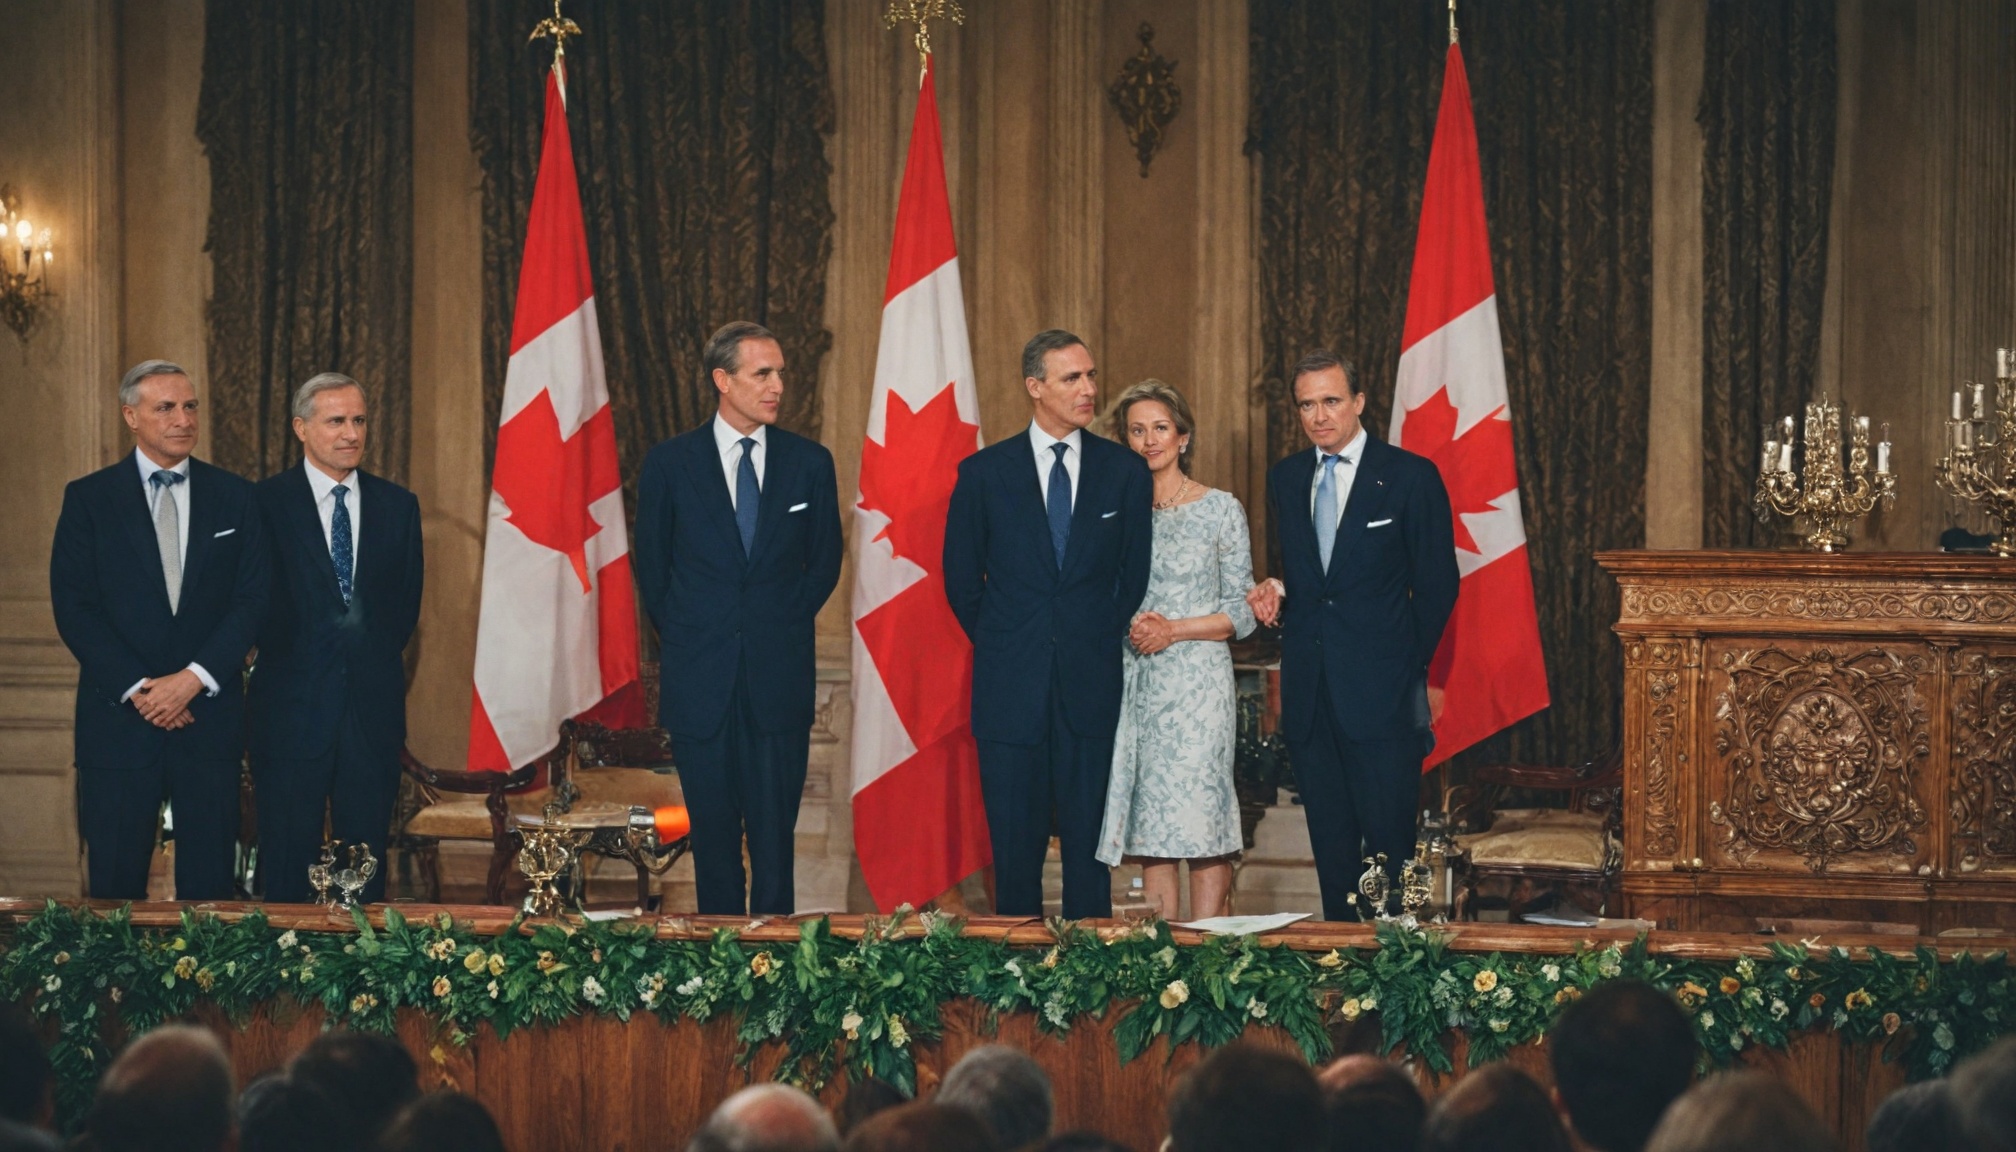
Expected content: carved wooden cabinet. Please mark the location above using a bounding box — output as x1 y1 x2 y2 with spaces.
1596 551 2016 933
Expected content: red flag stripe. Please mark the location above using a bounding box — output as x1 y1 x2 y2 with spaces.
1400 47 1496 353
882 60 959 305
509 70 595 355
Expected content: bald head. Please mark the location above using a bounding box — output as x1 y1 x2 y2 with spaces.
690 1084 840 1152
88 1025 236 1152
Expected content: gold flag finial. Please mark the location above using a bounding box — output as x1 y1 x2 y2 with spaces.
1448 0 1459 45
530 0 581 59
884 0 966 87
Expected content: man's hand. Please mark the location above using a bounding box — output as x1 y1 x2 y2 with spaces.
1246 578 1285 628
134 670 203 726
1130 611 1176 656
1427 686 1446 725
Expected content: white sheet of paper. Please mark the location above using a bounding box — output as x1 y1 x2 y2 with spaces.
1173 912 1313 935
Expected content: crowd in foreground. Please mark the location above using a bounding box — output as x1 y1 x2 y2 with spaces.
3 980 2014 1152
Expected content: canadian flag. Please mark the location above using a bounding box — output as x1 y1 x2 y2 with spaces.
1389 43 1549 767
849 60 992 911
468 61 642 772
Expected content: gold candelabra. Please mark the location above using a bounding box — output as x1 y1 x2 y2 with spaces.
1753 397 1895 552
1937 349 2016 557
0 187 54 342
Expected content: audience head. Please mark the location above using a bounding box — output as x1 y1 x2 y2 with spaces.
1950 1035 2016 1152
84 1024 236 1152
118 359 199 468
1287 351 1365 455
1419 1063 1570 1152
1021 329 1098 435
290 372 369 478
1107 380 1196 476
288 1030 419 1140
842 1103 999 1152
1166 1045 1323 1152
1548 980 1697 1152
1317 1055 1424 1152
1643 1071 1836 1152
937 1045 1054 1150
1864 1079 1955 1152
704 320 785 431
837 1079 907 1137
1037 1135 1134 1152
375 1091 509 1152
0 1005 53 1130
690 1084 840 1152
238 1073 357 1152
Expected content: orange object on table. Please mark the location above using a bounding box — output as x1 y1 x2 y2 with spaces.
653 805 691 843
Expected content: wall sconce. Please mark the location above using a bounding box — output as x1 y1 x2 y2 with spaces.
0 186 55 341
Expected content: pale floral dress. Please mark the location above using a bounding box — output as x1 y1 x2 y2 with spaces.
1097 488 1257 865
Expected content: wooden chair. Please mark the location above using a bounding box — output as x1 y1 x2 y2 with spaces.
1446 745 1623 922
390 747 549 905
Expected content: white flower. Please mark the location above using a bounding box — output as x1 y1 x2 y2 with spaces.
343 943 356 955
276 931 298 950
1160 980 1190 1010
42 975 60 993
842 1010 864 1039
1004 959 1023 979
1541 963 1561 983
676 975 705 997
582 977 605 1004
1361 995 1378 1011
1770 998 1789 1020
1043 993 1070 1028
1494 986 1514 1006
888 1017 910 1049
1155 947 1177 968
1700 1011 1716 1029
1736 957 1757 982
1599 957 1622 979
1249 1000 1269 1020
1489 1018 1508 1033
487 979 500 1000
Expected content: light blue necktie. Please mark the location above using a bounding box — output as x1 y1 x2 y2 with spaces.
331 484 354 605
1047 442 1072 568
1314 454 1342 571
735 437 760 555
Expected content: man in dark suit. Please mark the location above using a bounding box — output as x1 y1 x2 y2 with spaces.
50 360 270 900
1249 351 1459 921
942 330 1153 919
635 321 842 915
250 372 423 904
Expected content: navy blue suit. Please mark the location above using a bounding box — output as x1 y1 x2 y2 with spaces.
50 454 270 899
1267 434 1459 919
250 465 423 903
943 428 1152 918
635 421 841 914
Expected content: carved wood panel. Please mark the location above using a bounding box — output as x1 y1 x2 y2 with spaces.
1704 641 1934 875
1623 637 1693 869
1950 646 2016 875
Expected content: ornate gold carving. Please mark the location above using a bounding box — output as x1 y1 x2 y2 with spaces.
1951 648 2016 872
1620 584 2016 626
1107 24 1181 177
1709 647 1929 873
1643 669 1681 857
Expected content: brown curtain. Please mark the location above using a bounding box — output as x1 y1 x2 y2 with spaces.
1249 1 1653 767
1699 0 1837 548
198 1 413 484
469 2 834 484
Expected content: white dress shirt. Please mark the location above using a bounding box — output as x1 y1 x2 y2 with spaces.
1029 420 1083 512
1308 426 1370 529
127 449 219 701
712 414 767 510
303 458 361 565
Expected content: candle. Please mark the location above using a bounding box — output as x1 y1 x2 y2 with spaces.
1856 415 1870 442
1763 440 1779 473
1782 415 1796 441
2000 348 2015 380
1877 441 1891 474
1975 383 1987 420
1956 391 1966 421
1779 442 1794 473
1961 421 1976 450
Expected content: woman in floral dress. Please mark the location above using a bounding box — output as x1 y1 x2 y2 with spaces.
1096 380 1257 919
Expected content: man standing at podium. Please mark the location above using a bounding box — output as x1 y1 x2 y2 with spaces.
51 360 270 900
635 322 842 916
250 372 424 904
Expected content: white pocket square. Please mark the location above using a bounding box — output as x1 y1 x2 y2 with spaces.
213 528 236 538
1101 510 1119 519
1366 518 1393 528
788 502 809 513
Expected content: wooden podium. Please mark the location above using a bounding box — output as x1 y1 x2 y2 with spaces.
1597 551 2016 933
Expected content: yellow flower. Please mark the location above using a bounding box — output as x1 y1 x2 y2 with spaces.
170 937 187 952
1555 987 1581 1005
1676 981 1707 1007
53 951 69 966
173 956 197 980
487 954 506 977
1786 967 1802 981
536 950 558 973
1316 950 1344 969
194 968 216 992
350 993 379 1014
1339 997 1363 1022
888 1017 910 1048
750 952 774 978
464 950 488 974
591 949 603 965
433 976 452 998
1719 977 1742 996
1845 989 1874 1011
842 1010 864 1040
425 939 456 962
1473 970 1499 994
1882 1012 1901 1035
1159 980 1190 1010
1042 947 1061 970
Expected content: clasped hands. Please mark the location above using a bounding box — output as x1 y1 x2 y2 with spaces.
132 669 201 730
1129 611 1177 655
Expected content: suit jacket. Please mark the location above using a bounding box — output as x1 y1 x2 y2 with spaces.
1267 435 1460 745
248 466 424 762
634 423 842 741
50 455 270 771
942 429 1153 745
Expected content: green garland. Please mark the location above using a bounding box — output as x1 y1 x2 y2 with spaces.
3 902 2011 1130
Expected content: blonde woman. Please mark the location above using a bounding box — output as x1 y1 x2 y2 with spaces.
1096 380 1256 919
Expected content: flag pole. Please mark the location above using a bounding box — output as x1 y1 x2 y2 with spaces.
883 0 966 88
1448 0 1459 46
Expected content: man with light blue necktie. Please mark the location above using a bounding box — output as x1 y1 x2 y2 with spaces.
1248 351 1458 921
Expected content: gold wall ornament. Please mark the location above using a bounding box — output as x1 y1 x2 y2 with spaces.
883 0 965 86
1937 350 2016 557
527 0 580 56
0 186 55 342
1108 23 1181 178
1754 397 1896 551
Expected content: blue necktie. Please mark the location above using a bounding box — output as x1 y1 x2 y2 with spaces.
1314 454 1342 571
1047 442 1072 569
735 437 760 555
331 483 354 605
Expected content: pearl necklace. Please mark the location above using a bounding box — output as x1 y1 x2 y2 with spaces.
1152 476 1194 510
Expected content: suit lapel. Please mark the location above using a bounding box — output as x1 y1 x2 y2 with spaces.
116 463 174 614
1325 438 1391 588
1060 437 1107 578
682 430 744 560
178 462 221 601
291 467 344 603
1006 431 1056 572
750 433 797 560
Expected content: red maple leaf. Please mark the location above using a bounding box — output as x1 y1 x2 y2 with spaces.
491 391 622 592
857 386 980 571
1403 387 1518 554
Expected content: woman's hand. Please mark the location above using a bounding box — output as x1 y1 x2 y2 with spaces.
1130 611 1176 655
